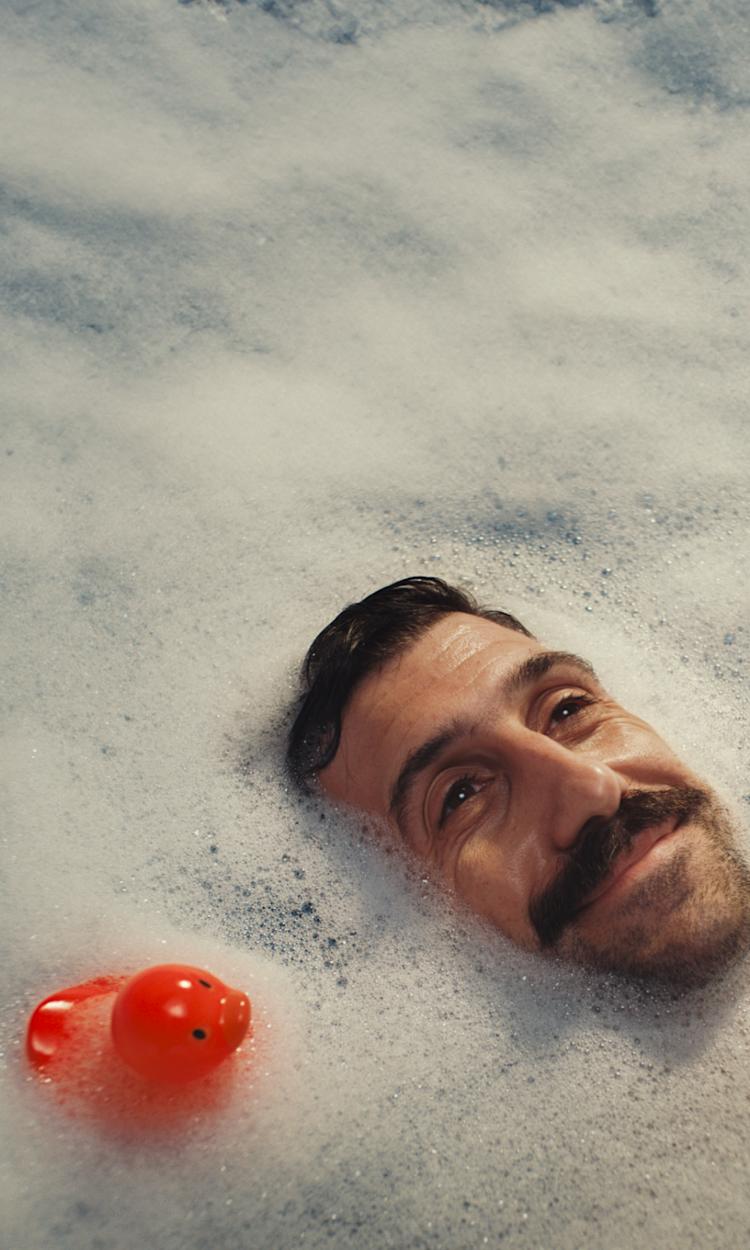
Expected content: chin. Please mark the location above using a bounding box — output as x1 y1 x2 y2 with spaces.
557 839 750 989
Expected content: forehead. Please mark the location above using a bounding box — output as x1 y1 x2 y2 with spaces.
319 612 545 815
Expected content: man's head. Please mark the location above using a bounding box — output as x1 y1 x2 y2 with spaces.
287 577 750 986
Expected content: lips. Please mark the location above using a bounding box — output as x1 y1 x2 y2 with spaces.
529 787 710 949
579 818 679 910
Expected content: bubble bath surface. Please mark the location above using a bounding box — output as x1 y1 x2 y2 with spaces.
1 0 749 1247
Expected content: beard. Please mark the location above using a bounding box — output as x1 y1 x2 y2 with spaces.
528 786 750 987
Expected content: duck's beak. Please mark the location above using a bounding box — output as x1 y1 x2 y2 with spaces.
219 988 251 1050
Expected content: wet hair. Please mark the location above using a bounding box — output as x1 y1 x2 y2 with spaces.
286 576 532 792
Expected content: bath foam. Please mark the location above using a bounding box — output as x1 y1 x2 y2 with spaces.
1 0 749 1248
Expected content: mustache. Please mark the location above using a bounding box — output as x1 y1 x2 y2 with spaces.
528 786 708 948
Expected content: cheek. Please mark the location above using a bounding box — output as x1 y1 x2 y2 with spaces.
613 722 705 786
587 714 704 789
452 831 538 946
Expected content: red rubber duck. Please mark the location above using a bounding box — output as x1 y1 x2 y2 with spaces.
26 964 253 1129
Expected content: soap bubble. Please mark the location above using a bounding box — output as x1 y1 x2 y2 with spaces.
2 2 749 1248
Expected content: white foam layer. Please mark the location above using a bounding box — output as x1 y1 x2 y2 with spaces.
2 2 749 1247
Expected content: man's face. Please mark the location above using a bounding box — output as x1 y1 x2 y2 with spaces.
319 613 750 985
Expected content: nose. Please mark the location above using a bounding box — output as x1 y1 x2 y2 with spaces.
510 731 625 852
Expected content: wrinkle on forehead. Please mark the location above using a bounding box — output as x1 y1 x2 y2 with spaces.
319 612 542 816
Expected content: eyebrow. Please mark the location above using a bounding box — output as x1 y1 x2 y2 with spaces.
387 650 598 834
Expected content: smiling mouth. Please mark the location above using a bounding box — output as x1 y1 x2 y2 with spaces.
579 818 681 911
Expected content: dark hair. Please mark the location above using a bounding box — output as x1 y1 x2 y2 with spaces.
286 576 532 791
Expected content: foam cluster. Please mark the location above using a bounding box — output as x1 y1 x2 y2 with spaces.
2 1 749 1247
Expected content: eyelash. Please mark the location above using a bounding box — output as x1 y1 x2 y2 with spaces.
440 773 485 826
548 693 595 724
438 693 596 824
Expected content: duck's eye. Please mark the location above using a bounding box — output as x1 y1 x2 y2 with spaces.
192 1028 208 1040
198 979 212 989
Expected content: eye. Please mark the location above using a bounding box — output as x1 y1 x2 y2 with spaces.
548 693 594 726
440 774 483 825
